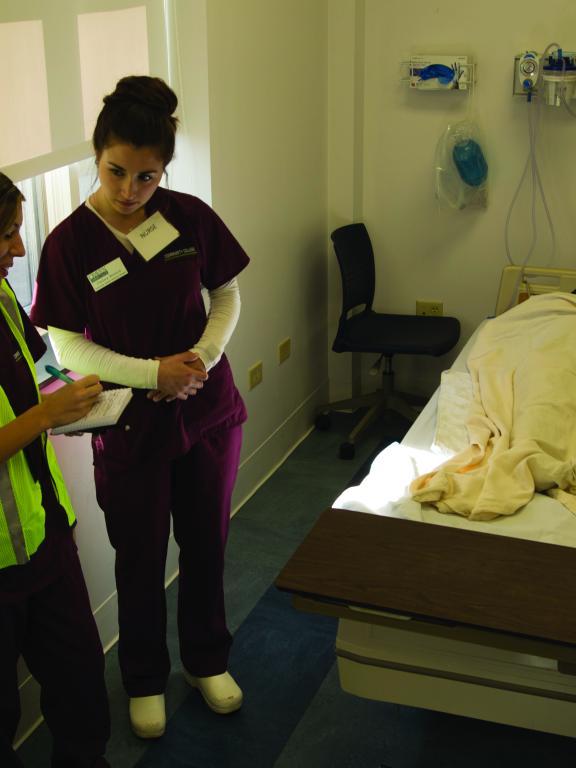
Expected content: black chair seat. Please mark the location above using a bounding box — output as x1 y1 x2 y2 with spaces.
333 311 460 356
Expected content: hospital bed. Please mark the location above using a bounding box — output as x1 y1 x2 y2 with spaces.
276 266 576 738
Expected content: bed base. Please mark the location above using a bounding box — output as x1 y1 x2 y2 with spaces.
337 619 576 738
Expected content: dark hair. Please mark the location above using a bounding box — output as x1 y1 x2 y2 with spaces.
0 173 24 235
92 76 179 167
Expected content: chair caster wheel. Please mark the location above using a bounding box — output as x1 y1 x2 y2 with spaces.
315 412 332 431
339 442 355 460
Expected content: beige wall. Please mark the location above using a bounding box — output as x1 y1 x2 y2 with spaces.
351 0 576 396
204 0 330 501
327 0 366 401
172 0 576 466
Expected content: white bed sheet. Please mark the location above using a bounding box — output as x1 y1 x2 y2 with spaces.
333 321 576 549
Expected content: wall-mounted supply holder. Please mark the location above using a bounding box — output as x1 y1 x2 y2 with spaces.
513 49 576 105
401 54 474 91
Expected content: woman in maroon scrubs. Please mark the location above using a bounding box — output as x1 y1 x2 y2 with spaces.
32 76 249 739
0 173 110 767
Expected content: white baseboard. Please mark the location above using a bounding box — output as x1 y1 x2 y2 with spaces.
231 382 328 514
14 674 42 749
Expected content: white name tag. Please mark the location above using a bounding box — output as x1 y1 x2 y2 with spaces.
127 211 180 262
87 257 128 292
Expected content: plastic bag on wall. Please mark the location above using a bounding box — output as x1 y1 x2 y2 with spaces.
435 120 488 209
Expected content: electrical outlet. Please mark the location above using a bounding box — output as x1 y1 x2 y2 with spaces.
278 337 291 364
416 300 444 317
248 361 263 390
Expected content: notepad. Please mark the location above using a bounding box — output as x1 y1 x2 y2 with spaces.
51 388 133 435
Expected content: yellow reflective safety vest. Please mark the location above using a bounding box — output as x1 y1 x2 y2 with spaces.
0 282 75 569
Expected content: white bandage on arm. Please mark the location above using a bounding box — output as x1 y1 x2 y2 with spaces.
191 278 241 371
48 326 160 389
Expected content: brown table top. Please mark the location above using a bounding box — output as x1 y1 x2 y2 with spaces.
276 508 576 646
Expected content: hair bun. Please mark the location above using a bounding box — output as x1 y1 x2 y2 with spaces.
104 76 177 116
94 75 179 165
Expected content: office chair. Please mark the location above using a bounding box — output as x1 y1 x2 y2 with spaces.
318 223 460 459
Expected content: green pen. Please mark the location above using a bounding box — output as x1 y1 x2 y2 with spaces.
45 365 74 384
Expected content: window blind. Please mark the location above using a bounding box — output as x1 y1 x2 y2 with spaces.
0 0 170 182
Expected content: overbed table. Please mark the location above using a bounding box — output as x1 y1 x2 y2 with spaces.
276 507 576 670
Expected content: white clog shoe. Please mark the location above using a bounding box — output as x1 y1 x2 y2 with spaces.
129 694 166 738
183 670 243 714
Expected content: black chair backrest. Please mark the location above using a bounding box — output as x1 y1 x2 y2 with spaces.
331 223 375 317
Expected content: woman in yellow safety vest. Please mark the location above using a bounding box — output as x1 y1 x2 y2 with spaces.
0 172 111 768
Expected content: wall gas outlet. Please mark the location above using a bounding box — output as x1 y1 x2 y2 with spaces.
248 361 263 390
278 337 291 364
416 300 444 317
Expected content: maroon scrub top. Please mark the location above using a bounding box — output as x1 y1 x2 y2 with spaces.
31 188 249 465
0 288 70 601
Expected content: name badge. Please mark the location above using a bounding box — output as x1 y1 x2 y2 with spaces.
127 211 180 262
87 258 129 292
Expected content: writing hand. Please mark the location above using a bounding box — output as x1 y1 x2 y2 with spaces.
40 375 102 428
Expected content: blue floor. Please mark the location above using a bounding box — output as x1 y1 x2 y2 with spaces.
17 411 576 767
136 588 337 768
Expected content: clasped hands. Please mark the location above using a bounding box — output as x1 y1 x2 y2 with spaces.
147 351 208 403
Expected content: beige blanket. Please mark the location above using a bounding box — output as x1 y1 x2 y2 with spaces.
410 292 576 520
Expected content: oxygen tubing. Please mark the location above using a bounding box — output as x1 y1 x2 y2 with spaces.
502 43 558 311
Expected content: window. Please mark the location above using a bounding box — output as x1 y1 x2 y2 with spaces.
10 156 98 311
0 3 165 178
9 177 45 310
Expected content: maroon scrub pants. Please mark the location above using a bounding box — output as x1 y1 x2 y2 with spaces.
0 535 110 767
94 424 242 697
